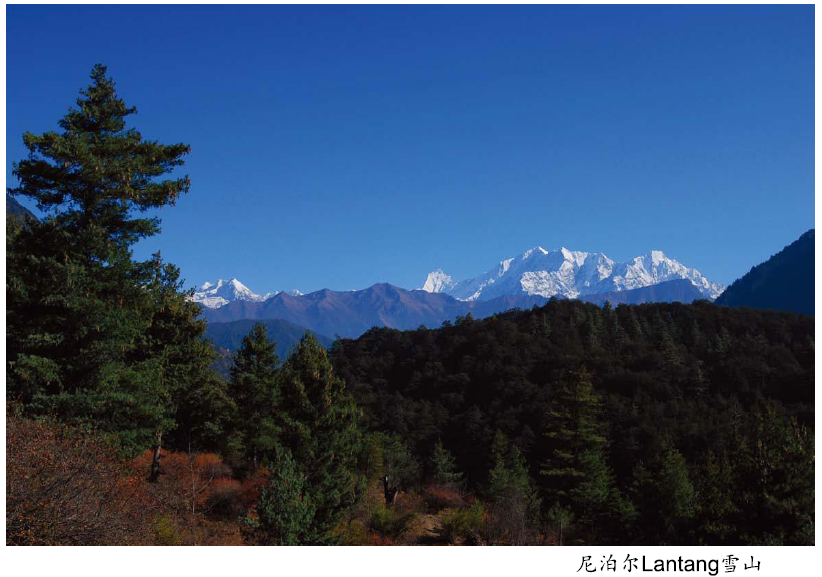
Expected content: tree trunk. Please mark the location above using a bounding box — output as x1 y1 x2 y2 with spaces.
382 475 399 506
149 431 162 482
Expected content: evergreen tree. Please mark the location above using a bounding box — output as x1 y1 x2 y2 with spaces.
570 448 612 522
540 367 608 508
379 431 422 504
655 445 696 540
277 333 363 543
736 406 815 545
140 254 235 453
228 322 279 469
430 439 462 487
694 449 737 544
487 431 541 544
358 431 385 481
6 64 191 455
630 444 695 544
246 448 315 545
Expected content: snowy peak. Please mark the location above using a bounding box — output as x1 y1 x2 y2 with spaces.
192 278 267 309
192 278 303 309
422 246 725 302
422 269 456 293
610 252 724 299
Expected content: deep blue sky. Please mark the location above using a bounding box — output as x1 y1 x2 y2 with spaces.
6 5 814 293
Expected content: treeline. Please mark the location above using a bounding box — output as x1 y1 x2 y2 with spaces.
331 299 815 545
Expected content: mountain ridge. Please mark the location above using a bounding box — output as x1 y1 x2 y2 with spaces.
422 245 724 301
715 230 814 316
200 279 707 338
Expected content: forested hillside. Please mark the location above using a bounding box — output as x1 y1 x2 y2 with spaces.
715 229 814 316
332 298 815 544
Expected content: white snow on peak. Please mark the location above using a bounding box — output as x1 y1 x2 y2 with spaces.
522 246 550 259
421 245 725 301
191 278 302 308
422 269 456 293
650 250 666 265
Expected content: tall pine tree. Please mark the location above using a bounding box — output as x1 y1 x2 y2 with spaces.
540 367 614 533
277 333 363 543
228 322 280 470
7 64 192 455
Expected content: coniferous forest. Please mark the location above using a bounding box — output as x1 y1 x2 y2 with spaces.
5 66 815 546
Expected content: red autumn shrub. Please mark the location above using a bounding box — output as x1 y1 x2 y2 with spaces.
129 450 232 516
367 533 396 546
238 467 269 510
424 486 467 511
206 478 245 520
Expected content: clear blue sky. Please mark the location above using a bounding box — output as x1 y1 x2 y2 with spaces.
6 4 814 293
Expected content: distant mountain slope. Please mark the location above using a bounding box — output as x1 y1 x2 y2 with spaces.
715 230 814 316
6 195 37 221
422 245 724 301
201 278 722 339
201 283 551 338
204 318 334 355
580 279 705 306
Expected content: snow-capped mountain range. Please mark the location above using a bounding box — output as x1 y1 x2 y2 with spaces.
192 279 302 309
194 246 723 310
422 246 725 301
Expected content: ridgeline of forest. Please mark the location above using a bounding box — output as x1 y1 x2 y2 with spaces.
331 299 815 545
5 65 815 547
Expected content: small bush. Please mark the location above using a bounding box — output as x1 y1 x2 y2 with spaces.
424 486 467 511
337 519 370 545
152 516 182 546
440 501 486 544
206 478 245 519
370 506 415 539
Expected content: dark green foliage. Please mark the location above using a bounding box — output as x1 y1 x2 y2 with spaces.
246 448 315 545
731 406 815 545
656 447 696 532
357 432 385 481
369 506 415 540
331 298 814 544
430 440 462 487
277 333 363 543
228 323 279 469
6 65 194 456
715 229 814 316
540 367 608 510
379 432 422 491
356 431 420 492
693 449 737 544
487 431 541 544
630 445 696 544
136 255 234 452
440 501 486 544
